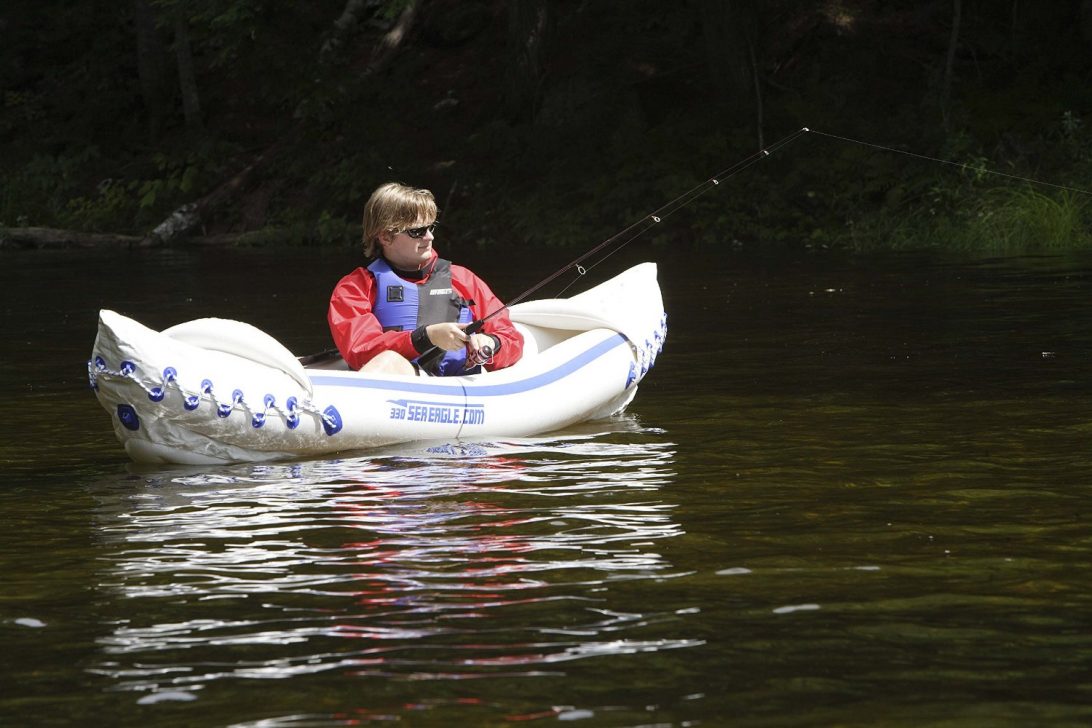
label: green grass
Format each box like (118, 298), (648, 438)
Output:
(848, 185), (1092, 254)
(961, 187), (1091, 252)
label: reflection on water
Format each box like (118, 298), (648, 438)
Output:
(88, 428), (694, 700)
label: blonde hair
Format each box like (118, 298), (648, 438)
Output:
(361, 182), (438, 257)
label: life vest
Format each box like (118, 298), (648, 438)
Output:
(367, 257), (477, 376)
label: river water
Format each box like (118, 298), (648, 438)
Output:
(2, 245), (1091, 726)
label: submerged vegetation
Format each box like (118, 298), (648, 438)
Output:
(3, 1), (1092, 254)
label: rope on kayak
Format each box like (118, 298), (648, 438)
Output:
(629, 311), (669, 388)
(89, 356), (343, 436)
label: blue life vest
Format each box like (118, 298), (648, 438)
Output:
(367, 257), (477, 376)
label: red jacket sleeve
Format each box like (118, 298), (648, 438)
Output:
(327, 267), (421, 370)
(451, 264), (524, 371)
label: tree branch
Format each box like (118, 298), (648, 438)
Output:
(141, 142), (283, 246)
(1, 227), (142, 248)
(320, 0), (373, 63)
(364, 0), (419, 77)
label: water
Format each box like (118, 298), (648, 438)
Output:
(2, 246), (1091, 726)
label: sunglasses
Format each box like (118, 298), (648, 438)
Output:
(400, 223), (437, 239)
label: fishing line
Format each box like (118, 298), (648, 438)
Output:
(460, 124), (1089, 362)
(806, 128), (1092, 197)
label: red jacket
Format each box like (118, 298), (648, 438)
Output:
(328, 251), (524, 372)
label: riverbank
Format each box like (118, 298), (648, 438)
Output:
(3, 3), (1092, 254)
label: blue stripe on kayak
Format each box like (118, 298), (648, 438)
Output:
(308, 332), (628, 398)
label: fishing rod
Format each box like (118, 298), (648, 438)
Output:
(491, 126), (811, 316)
(322, 124), (1070, 370)
(413, 126), (813, 370)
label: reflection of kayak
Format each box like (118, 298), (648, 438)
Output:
(88, 263), (667, 465)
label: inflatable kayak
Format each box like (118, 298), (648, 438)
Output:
(88, 262), (667, 464)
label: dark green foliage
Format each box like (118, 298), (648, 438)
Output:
(3, 0), (1092, 253)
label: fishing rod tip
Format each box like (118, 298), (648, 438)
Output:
(802, 127), (810, 132)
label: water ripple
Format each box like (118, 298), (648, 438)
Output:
(88, 430), (692, 693)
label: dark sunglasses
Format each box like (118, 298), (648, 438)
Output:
(401, 222), (437, 239)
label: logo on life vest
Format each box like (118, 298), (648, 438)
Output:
(429, 288), (453, 295)
(386, 285), (404, 302)
(387, 398), (485, 425)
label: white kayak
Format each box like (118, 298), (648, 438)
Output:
(88, 262), (667, 464)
